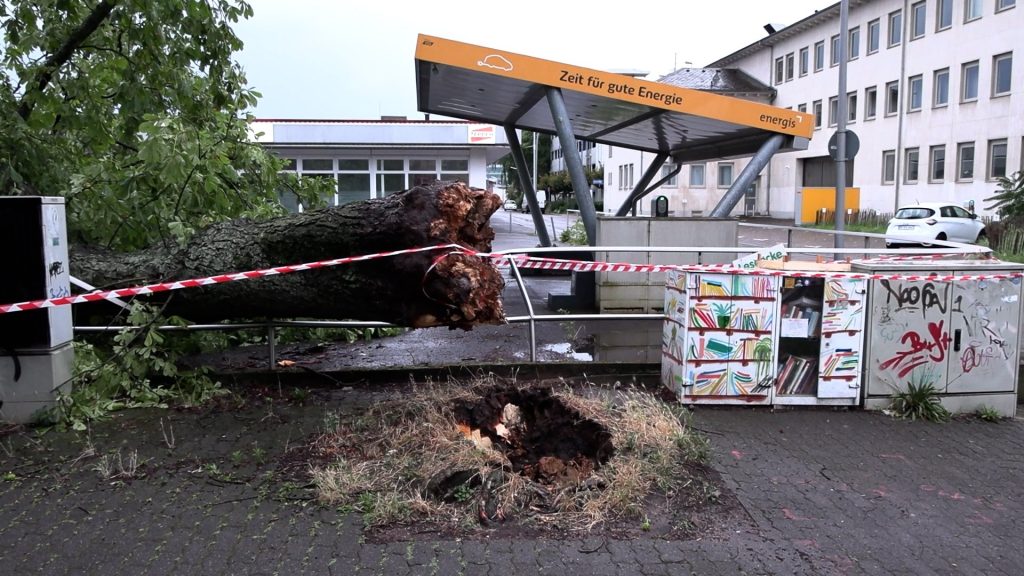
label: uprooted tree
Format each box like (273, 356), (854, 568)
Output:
(0, 2), (511, 329)
(72, 181), (507, 329)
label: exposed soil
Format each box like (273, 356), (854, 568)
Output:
(451, 387), (614, 487)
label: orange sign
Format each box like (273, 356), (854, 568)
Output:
(416, 34), (813, 139)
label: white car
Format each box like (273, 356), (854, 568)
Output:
(502, 199), (517, 211)
(884, 202), (986, 247)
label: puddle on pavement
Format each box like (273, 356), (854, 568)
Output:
(542, 342), (593, 361)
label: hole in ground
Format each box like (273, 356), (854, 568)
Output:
(452, 387), (614, 486)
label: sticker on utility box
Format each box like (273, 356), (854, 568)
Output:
(733, 243), (786, 269)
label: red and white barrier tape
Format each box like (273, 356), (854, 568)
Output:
(499, 255), (1024, 282)
(2, 245), (1021, 315)
(0, 244), (469, 315)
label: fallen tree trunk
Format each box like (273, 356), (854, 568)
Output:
(71, 181), (506, 330)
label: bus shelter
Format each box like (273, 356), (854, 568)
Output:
(414, 34), (814, 246)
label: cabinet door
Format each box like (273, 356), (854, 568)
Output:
(867, 275), (954, 395)
(679, 273), (775, 404)
(946, 277), (1021, 393)
(818, 279), (865, 398)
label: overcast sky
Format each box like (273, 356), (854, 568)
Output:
(233, 0), (831, 120)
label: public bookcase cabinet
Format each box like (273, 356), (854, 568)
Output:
(662, 270), (866, 407)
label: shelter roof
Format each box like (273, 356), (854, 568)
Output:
(414, 35), (811, 162)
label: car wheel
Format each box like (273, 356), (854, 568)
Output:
(976, 229), (988, 245)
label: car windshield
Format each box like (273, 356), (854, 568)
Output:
(894, 207), (935, 219)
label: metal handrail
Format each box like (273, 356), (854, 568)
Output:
(74, 226), (990, 369)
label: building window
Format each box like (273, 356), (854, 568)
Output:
(798, 103), (807, 113)
(376, 159), (406, 197)
(933, 68), (950, 107)
(965, 0), (983, 21)
(718, 163), (734, 188)
(849, 27), (860, 60)
(937, 0), (953, 30)
(905, 148), (920, 183)
(993, 52), (1013, 97)
(785, 53), (795, 81)
(957, 142), (975, 180)
(911, 1), (927, 39)
(882, 150), (896, 184)
(962, 60), (980, 101)
(660, 164), (678, 187)
(629, 164), (635, 188)
(885, 81), (899, 115)
(908, 75), (923, 111)
(930, 145), (946, 182)
(689, 164), (706, 187)
(814, 41), (825, 71)
(889, 10), (903, 47)
(997, 0), (1015, 12)
(812, 100), (823, 129)
(775, 57), (784, 84)
(848, 92), (858, 122)
(828, 96), (838, 127)
(830, 34), (840, 66)
(867, 19), (880, 54)
(865, 86), (877, 120)
(337, 159), (372, 206)
(988, 139), (1008, 180)
(799, 47), (809, 76)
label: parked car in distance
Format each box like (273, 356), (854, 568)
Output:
(884, 202), (986, 247)
(503, 199), (517, 211)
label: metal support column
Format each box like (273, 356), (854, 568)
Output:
(615, 152), (670, 217)
(709, 134), (786, 218)
(834, 0), (850, 249)
(504, 125), (551, 247)
(546, 87), (598, 245)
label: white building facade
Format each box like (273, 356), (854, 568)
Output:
(586, 0), (1021, 219)
(250, 119), (509, 211)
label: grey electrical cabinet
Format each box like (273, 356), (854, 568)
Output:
(854, 259), (1023, 417)
(0, 197), (74, 423)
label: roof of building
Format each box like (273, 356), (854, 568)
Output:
(414, 34), (811, 162)
(658, 68), (774, 98)
(709, 1), (873, 68)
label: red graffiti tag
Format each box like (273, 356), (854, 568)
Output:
(879, 321), (951, 378)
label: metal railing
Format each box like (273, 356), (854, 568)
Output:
(73, 224), (989, 369)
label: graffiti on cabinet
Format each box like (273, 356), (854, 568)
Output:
(878, 321), (951, 378)
(877, 280), (949, 317)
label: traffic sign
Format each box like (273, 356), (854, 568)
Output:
(828, 130), (860, 161)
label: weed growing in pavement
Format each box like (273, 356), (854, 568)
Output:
(888, 379), (951, 423)
(159, 418), (175, 450)
(93, 449), (142, 481)
(976, 406), (1003, 423)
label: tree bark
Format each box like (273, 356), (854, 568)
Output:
(71, 181), (506, 330)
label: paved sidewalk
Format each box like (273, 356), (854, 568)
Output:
(1, 386), (1021, 575)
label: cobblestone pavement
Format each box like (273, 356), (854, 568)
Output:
(0, 386), (1022, 576)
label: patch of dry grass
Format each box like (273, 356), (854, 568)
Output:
(309, 376), (711, 532)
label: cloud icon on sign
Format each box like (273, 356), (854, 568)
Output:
(477, 54), (513, 72)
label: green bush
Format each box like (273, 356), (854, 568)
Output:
(559, 220), (588, 245)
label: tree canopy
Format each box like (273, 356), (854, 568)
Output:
(0, 0), (325, 251)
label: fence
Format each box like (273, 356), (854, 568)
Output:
(813, 209), (893, 228)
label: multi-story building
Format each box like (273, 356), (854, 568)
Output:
(597, 0), (1021, 219)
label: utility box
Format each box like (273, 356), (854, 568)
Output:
(0, 197), (74, 423)
(853, 259), (1023, 417)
